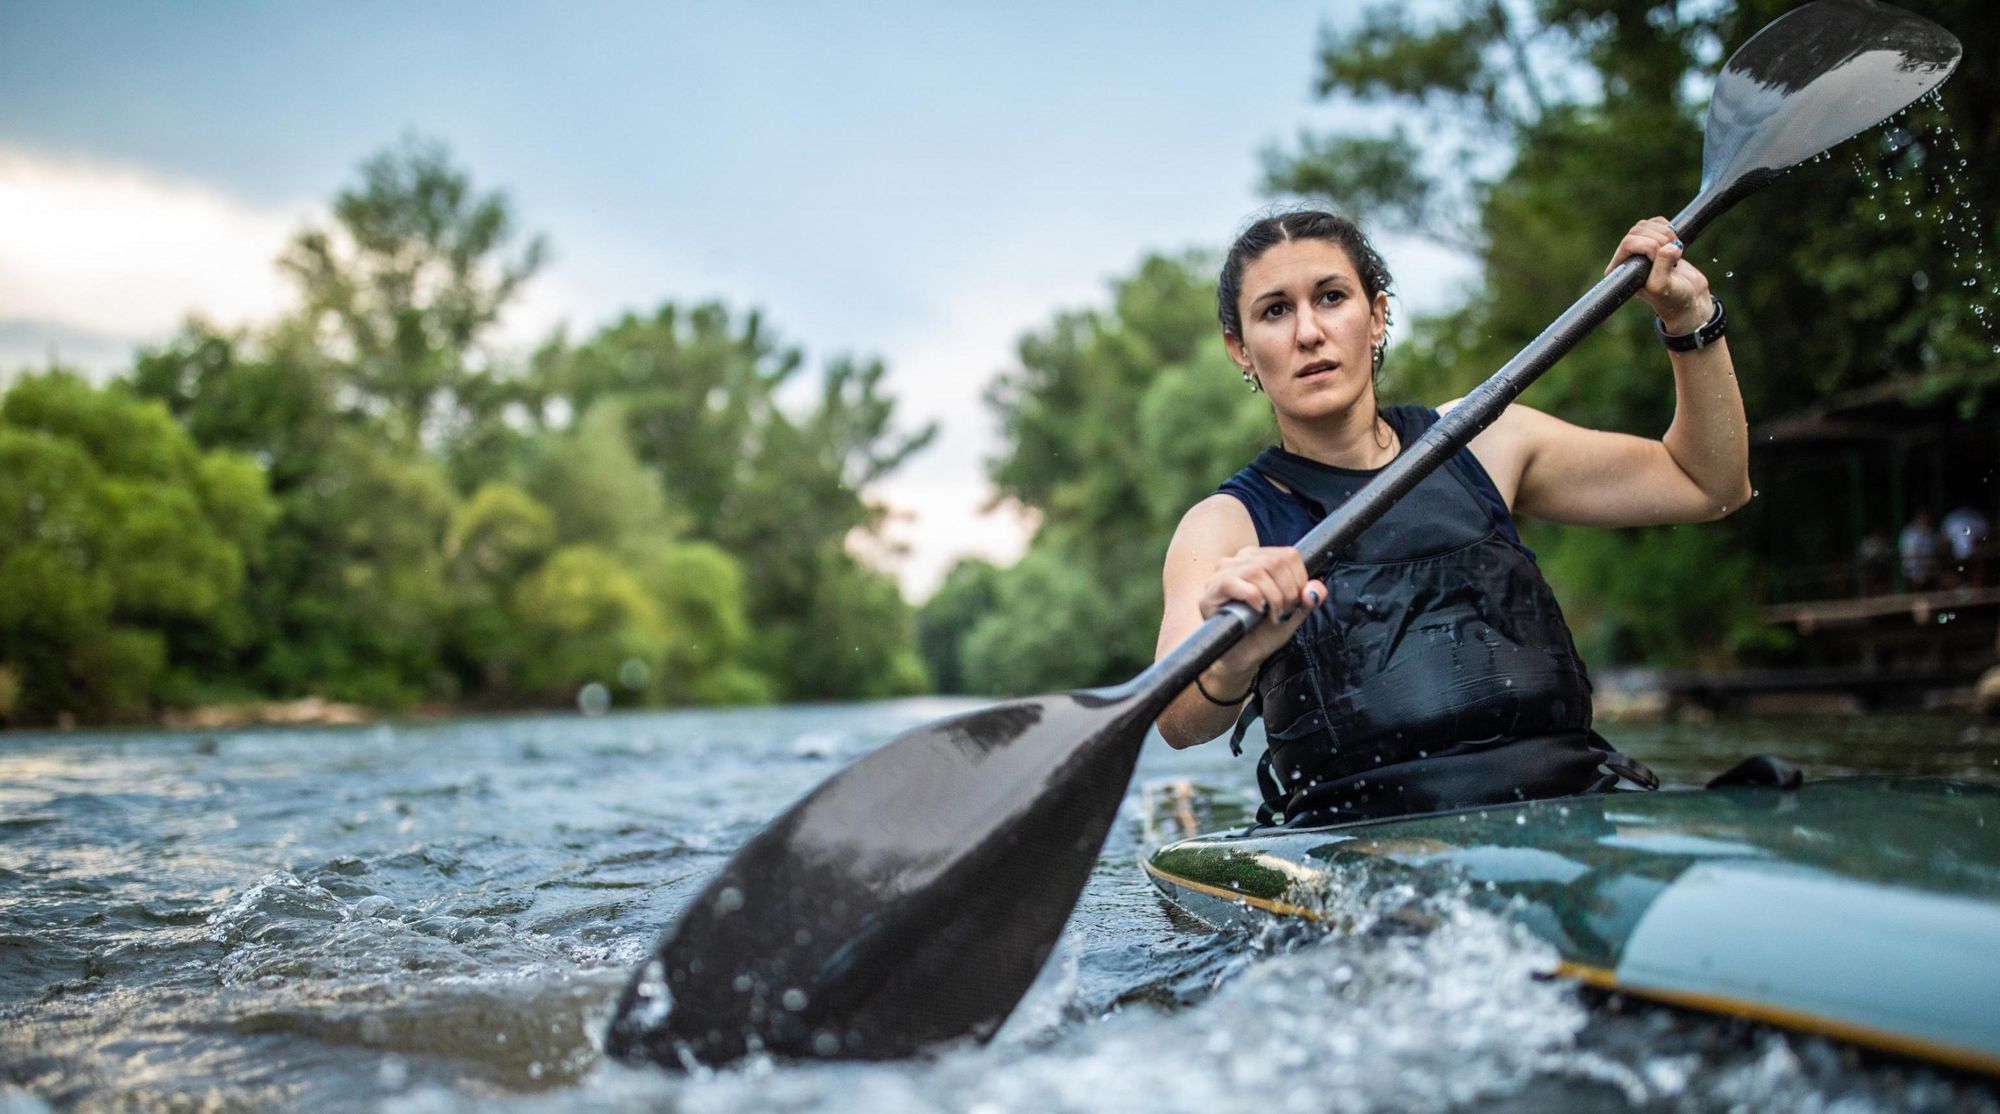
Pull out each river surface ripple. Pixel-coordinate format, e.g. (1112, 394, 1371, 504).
(2, 702, 1998, 1112)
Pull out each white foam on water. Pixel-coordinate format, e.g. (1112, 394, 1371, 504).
(381, 875, 1602, 1114)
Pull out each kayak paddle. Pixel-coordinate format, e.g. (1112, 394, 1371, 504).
(605, 0, 1960, 1069)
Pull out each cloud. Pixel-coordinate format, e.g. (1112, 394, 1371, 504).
(0, 147, 310, 353)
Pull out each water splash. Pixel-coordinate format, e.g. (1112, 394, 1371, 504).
(1844, 92, 1999, 368)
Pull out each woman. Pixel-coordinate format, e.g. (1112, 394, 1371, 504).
(1155, 209, 1748, 827)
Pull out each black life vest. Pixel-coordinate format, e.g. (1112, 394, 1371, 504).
(1218, 405, 1653, 827)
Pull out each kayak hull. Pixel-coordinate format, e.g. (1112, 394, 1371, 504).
(1142, 778, 2000, 1076)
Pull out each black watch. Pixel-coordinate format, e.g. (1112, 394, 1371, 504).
(1656, 296, 1726, 352)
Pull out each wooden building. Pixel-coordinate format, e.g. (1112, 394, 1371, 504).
(1721, 379, 1998, 708)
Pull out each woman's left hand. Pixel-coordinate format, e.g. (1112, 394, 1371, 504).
(1607, 216, 1714, 335)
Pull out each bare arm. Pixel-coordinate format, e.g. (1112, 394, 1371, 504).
(1450, 218, 1752, 527)
(1154, 494, 1326, 748)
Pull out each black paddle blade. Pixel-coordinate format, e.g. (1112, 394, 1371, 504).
(603, 690, 1156, 1068)
(1701, 0, 1960, 199)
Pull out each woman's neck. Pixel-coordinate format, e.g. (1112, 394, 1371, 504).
(1276, 404, 1399, 470)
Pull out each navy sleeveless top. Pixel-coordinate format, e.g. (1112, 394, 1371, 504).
(1216, 405, 1647, 827)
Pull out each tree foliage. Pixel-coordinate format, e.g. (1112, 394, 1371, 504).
(525, 303, 936, 702)
(282, 135, 547, 449)
(12, 138, 931, 723)
(924, 255, 1275, 694)
(0, 374, 276, 719)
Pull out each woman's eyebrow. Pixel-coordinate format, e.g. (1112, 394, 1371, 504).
(1254, 272, 1353, 305)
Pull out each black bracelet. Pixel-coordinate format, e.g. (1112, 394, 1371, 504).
(1656, 296, 1727, 352)
(1194, 672, 1253, 706)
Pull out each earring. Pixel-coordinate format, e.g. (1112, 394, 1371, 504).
(1241, 369, 1262, 393)
(1371, 343, 1385, 376)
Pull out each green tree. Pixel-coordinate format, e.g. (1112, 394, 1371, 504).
(115, 137, 938, 715)
(533, 304, 935, 701)
(130, 141, 558, 708)
(954, 253, 1273, 693)
(628, 540, 773, 705)
(464, 402, 774, 705)
(441, 482, 556, 696)
(0, 373, 276, 721)
(131, 320, 343, 491)
(282, 135, 547, 448)
(257, 429, 458, 708)
(520, 401, 678, 548)
(507, 545, 672, 703)
(917, 559, 1003, 693)
(958, 531, 1159, 696)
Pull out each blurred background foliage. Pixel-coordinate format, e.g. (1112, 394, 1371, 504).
(2, 138, 930, 722)
(3, 1, 1994, 722)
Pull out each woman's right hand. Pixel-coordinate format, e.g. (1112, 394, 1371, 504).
(1198, 545, 1327, 691)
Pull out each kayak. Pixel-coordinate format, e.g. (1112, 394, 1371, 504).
(1142, 777, 2000, 1076)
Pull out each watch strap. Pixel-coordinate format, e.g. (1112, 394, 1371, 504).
(1656, 296, 1727, 352)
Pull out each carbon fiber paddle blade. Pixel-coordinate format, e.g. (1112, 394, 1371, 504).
(1702, 0, 1960, 196)
(603, 691, 1154, 1067)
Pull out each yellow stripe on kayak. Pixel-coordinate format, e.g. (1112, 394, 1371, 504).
(1553, 961, 2000, 1078)
(1147, 858, 2000, 1078)
(1140, 857, 1323, 921)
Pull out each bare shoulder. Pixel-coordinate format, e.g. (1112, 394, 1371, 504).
(1165, 494, 1257, 572)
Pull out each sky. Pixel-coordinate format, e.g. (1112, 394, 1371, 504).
(0, 1, 1475, 599)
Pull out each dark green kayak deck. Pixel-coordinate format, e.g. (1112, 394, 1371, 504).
(1143, 778, 2000, 1076)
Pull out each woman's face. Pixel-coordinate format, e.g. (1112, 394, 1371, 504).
(1226, 238, 1388, 424)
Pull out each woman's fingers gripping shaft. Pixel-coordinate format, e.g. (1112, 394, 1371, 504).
(1252, 548, 1311, 619)
(1205, 547, 1313, 622)
(1242, 565, 1292, 620)
(1252, 551, 1317, 623)
(1606, 217, 1680, 277)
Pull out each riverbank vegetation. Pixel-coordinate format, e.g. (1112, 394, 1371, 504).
(1, 140, 930, 724)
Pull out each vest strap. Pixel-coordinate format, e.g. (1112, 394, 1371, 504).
(1227, 686, 1262, 757)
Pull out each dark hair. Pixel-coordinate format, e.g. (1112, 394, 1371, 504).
(1217, 209, 1394, 340)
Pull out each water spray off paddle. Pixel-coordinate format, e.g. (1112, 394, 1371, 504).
(605, 0, 1962, 1070)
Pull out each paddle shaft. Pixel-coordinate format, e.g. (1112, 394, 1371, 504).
(1131, 190, 1724, 708)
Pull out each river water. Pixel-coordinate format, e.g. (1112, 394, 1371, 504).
(3, 702, 1997, 1112)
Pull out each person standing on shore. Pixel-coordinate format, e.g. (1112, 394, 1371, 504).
(1900, 509, 1943, 590)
